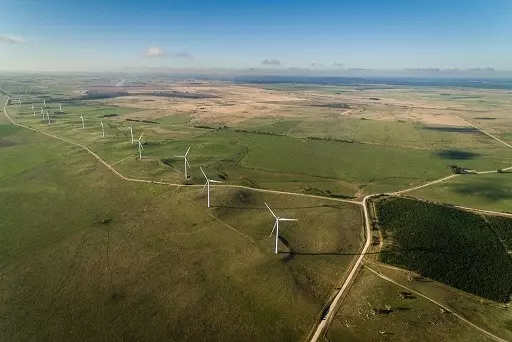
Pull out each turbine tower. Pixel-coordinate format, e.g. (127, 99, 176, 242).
(264, 202, 298, 254)
(58, 103, 62, 112)
(46, 111, 51, 126)
(17, 98, 21, 106)
(175, 147, 191, 179)
(31, 104, 35, 116)
(200, 167, 222, 208)
(137, 133, 144, 159)
(80, 115, 84, 129)
(128, 124, 134, 144)
(101, 121, 105, 138)
(42, 98, 46, 107)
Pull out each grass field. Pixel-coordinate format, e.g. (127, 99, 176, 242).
(325, 267, 496, 342)
(407, 173, 512, 212)
(4, 77, 512, 341)
(375, 197, 512, 303)
(6, 75, 512, 200)
(0, 117, 364, 341)
(12, 101, 511, 197)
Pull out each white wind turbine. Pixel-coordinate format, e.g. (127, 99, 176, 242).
(42, 98, 46, 107)
(100, 120, 105, 138)
(200, 167, 222, 208)
(31, 104, 35, 116)
(17, 98, 21, 106)
(128, 124, 134, 144)
(264, 202, 298, 254)
(58, 103, 62, 112)
(137, 133, 144, 159)
(46, 111, 51, 126)
(175, 147, 191, 179)
(80, 114, 84, 129)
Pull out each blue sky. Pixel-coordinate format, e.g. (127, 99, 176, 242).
(1, 0, 511, 71)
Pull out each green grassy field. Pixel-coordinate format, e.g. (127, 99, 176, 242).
(12, 101, 505, 197)
(407, 173, 512, 212)
(6, 81, 512, 198)
(375, 197, 512, 303)
(0, 117, 364, 341)
(4, 77, 512, 341)
(325, 267, 496, 342)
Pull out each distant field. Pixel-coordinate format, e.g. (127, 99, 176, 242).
(6, 79, 512, 198)
(375, 197, 512, 303)
(326, 267, 495, 342)
(0, 120, 364, 341)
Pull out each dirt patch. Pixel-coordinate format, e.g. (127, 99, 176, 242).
(413, 112, 467, 126)
(98, 82, 487, 127)
(103, 83, 307, 124)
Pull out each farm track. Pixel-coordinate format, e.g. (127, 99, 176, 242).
(364, 265, 508, 342)
(457, 116, 512, 149)
(2, 98, 510, 342)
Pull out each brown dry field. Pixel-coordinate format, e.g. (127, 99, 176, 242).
(89, 82, 510, 127)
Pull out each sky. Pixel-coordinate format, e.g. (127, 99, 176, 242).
(1, 0, 512, 72)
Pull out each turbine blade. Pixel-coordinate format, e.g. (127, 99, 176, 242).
(279, 218, 298, 221)
(138, 133, 144, 141)
(264, 202, 277, 219)
(185, 146, 191, 156)
(270, 220, 277, 236)
(175, 155, 185, 158)
(209, 179, 222, 183)
(201, 181, 207, 193)
(199, 167, 208, 180)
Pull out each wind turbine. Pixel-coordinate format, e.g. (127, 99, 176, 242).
(200, 167, 222, 208)
(58, 103, 62, 112)
(31, 104, 35, 116)
(17, 98, 21, 106)
(175, 147, 191, 179)
(46, 111, 51, 126)
(80, 114, 84, 129)
(128, 124, 134, 144)
(42, 98, 46, 107)
(137, 133, 144, 159)
(101, 120, 105, 138)
(264, 202, 298, 254)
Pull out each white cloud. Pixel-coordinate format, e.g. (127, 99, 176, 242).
(262, 58, 281, 66)
(0, 35, 24, 44)
(144, 46, 165, 57)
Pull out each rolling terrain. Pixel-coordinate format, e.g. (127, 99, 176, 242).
(1, 76, 512, 341)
